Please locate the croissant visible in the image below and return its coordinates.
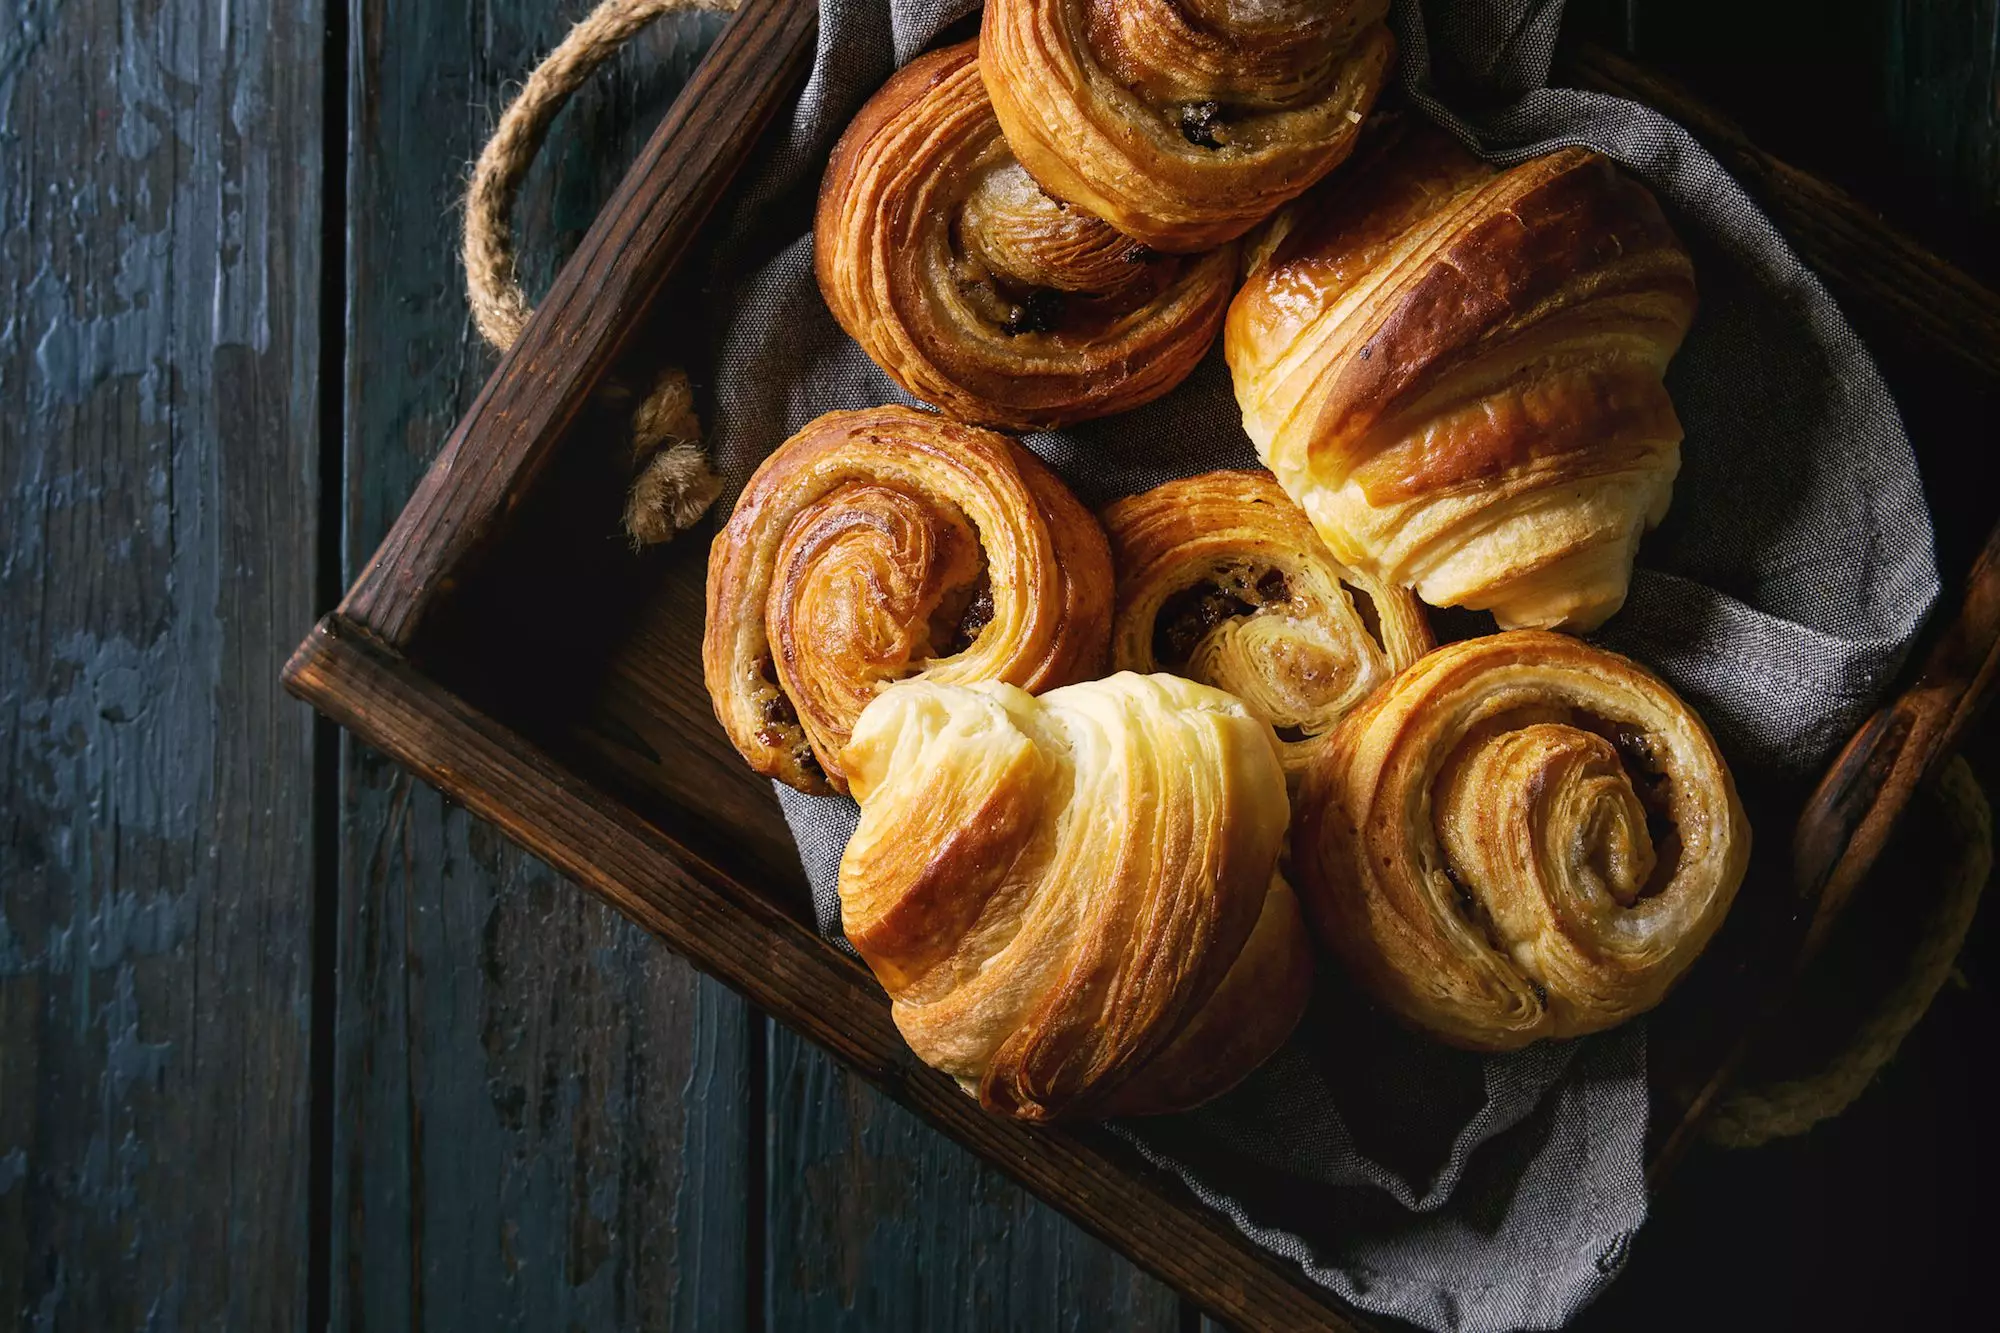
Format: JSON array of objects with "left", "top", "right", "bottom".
[
  {"left": 703, "top": 406, "right": 1114, "bottom": 795},
  {"left": 817, "top": 41, "right": 1236, "bottom": 430},
  {"left": 839, "top": 673, "right": 1312, "bottom": 1120},
  {"left": 1226, "top": 123, "right": 1698, "bottom": 632},
  {"left": 1292, "top": 631, "right": 1750, "bottom": 1051},
  {"left": 979, "top": 0, "right": 1394, "bottom": 253},
  {"left": 1101, "top": 469, "right": 1432, "bottom": 783}
]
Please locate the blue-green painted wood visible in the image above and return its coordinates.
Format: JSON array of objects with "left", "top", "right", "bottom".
[
  {"left": 0, "top": 0, "right": 324, "bottom": 1326},
  {"left": 334, "top": 4, "right": 751, "bottom": 1330},
  {"left": 764, "top": 1025, "right": 1187, "bottom": 1332}
]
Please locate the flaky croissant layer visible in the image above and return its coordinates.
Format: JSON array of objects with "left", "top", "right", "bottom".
[
  {"left": 703, "top": 406, "right": 1113, "bottom": 794},
  {"left": 1102, "top": 469, "right": 1431, "bottom": 783},
  {"left": 1227, "top": 124, "right": 1699, "bottom": 632},
  {"left": 1293, "top": 631, "right": 1750, "bottom": 1051},
  {"left": 840, "top": 673, "right": 1312, "bottom": 1119}
]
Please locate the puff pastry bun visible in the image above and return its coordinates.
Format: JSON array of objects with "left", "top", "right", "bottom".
[
  {"left": 1292, "top": 631, "right": 1749, "bottom": 1051},
  {"left": 839, "top": 673, "right": 1312, "bottom": 1119},
  {"left": 1226, "top": 124, "right": 1698, "bottom": 632},
  {"left": 980, "top": 0, "right": 1394, "bottom": 252},
  {"left": 1102, "top": 469, "right": 1431, "bottom": 783},
  {"left": 703, "top": 406, "right": 1113, "bottom": 795},
  {"left": 817, "top": 41, "right": 1236, "bottom": 430}
]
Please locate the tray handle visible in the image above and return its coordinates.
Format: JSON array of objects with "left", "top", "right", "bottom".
[{"left": 339, "top": 0, "right": 818, "bottom": 653}]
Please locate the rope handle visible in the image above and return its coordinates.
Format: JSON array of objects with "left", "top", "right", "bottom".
[
  {"left": 463, "top": 0, "right": 740, "bottom": 544},
  {"left": 1705, "top": 756, "right": 1990, "bottom": 1148}
]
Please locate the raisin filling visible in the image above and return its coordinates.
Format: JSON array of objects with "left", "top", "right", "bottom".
[
  {"left": 1179, "top": 101, "right": 1228, "bottom": 149},
  {"left": 1151, "top": 566, "right": 1291, "bottom": 667},
  {"left": 1574, "top": 715, "right": 1683, "bottom": 900}
]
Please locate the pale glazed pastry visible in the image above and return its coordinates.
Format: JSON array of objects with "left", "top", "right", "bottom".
[
  {"left": 839, "top": 673, "right": 1311, "bottom": 1119},
  {"left": 703, "top": 406, "right": 1113, "bottom": 795},
  {"left": 980, "top": 0, "right": 1394, "bottom": 252},
  {"left": 1292, "top": 631, "right": 1750, "bottom": 1051},
  {"left": 816, "top": 41, "right": 1236, "bottom": 430},
  {"left": 1101, "top": 469, "right": 1431, "bottom": 783},
  {"left": 1226, "top": 123, "right": 1698, "bottom": 632}
]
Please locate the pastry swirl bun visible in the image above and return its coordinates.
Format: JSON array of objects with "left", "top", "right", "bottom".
[
  {"left": 1293, "top": 631, "right": 1750, "bottom": 1051},
  {"left": 1102, "top": 469, "right": 1431, "bottom": 782},
  {"left": 817, "top": 41, "right": 1236, "bottom": 430},
  {"left": 703, "top": 407, "right": 1113, "bottom": 795},
  {"left": 1226, "top": 124, "right": 1698, "bottom": 632},
  {"left": 839, "top": 673, "right": 1311, "bottom": 1120},
  {"left": 980, "top": 0, "right": 1394, "bottom": 252}
]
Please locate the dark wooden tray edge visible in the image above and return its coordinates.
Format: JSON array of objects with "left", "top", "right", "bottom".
[{"left": 284, "top": 611, "right": 1381, "bottom": 1333}]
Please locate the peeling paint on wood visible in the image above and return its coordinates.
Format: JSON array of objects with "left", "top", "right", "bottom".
[
  {"left": 0, "top": 0, "right": 323, "bottom": 1326},
  {"left": 333, "top": 4, "right": 752, "bottom": 1330}
]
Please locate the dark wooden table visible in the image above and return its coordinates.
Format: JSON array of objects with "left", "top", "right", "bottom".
[{"left": 2, "top": 2, "right": 1994, "bottom": 1328}]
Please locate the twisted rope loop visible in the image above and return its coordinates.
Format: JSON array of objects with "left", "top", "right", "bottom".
[{"left": 464, "top": 0, "right": 740, "bottom": 544}]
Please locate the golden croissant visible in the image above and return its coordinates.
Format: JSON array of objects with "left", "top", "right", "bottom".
[
  {"left": 839, "top": 673, "right": 1312, "bottom": 1120},
  {"left": 817, "top": 41, "right": 1236, "bottom": 430},
  {"left": 703, "top": 406, "right": 1113, "bottom": 794},
  {"left": 1102, "top": 469, "right": 1432, "bottom": 783},
  {"left": 1226, "top": 123, "right": 1699, "bottom": 632},
  {"left": 980, "top": 0, "right": 1394, "bottom": 252},
  {"left": 1292, "top": 631, "right": 1750, "bottom": 1051}
]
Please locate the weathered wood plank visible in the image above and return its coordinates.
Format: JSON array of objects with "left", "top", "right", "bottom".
[
  {"left": 334, "top": 4, "right": 751, "bottom": 1329},
  {"left": 765, "top": 1028, "right": 1187, "bottom": 1331},
  {"left": 0, "top": 0, "right": 322, "bottom": 1326}
]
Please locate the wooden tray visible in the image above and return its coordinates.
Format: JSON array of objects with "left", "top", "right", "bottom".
[{"left": 283, "top": 2, "right": 2000, "bottom": 1327}]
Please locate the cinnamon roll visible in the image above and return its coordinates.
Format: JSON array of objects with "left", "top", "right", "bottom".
[
  {"left": 980, "top": 0, "right": 1395, "bottom": 252},
  {"left": 840, "top": 672, "right": 1311, "bottom": 1119},
  {"left": 1101, "top": 469, "right": 1431, "bottom": 781},
  {"left": 1226, "top": 123, "right": 1698, "bottom": 632},
  {"left": 817, "top": 40, "right": 1236, "bottom": 430},
  {"left": 703, "top": 406, "right": 1114, "bottom": 794},
  {"left": 1292, "top": 631, "right": 1750, "bottom": 1050}
]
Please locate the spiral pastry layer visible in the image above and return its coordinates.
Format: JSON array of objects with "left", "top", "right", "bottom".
[
  {"left": 1292, "top": 631, "right": 1749, "bottom": 1050},
  {"left": 703, "top": 406, "right": 1114, "bottom": 795},
  {"left": 1102, "top": 469, "right": 1431, "bottom": 782},
  {"left": 980, "top": 0, "right": 1394, "bottom": 252},
  {"left": 1226, "top": 124, "right": 1699, "bottom": 632},
  {"left": 817, "top": 41, "right": 1236, "bottom": 430},
  {"left": 839, "top": 673, "right": 1311, "bottom": 1119}
]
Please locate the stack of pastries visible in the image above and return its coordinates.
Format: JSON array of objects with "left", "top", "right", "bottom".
[{"left": 702, "top": 3, "right": 1750, "bottom": 1121}]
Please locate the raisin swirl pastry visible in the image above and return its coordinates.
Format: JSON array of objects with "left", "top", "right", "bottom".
[
  {"left": 1227, "top": 123, "right": 1699, "bottom": 632},
  {"left": 703, "top": 406, "right": 1113, "bottom": 795},
  {"left": 839, "top": 673, "right": 1312, "bottom": 1120},
  {"left": 817, "top": 41, "right": 1236, "bottom": 431},
  {"left": 980, "top": 0, "right": 1394, "bottom": 252},
  {"left": 1102, "top": 470, "right": 1431, "bottom": 782},
  {"left": 1293, "top": 631, "right": 1750, "bottom": 1051}
]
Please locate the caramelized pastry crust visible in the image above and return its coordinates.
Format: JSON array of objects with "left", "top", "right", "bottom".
[
  {"left": 839, "top": 673, "right": 1311, "bottom": 1120},
  {"left": 703, "top": 406, "right": 1113, "bottom": 794},
  {"left": 1226, "top": 124, "right": 1699, "bottom": 631},
  {"left": 1292, "top": 631, "right": 1750, "bottom": 1050},
  {"left": 816, "top": 41, "right": 1236, "bottom": 430},
  {"left": 1102, "top": 469, "right": 1431, "bottom": 782},
  {"left": 980, "top": 0, "right": 1394, "bottom": 252}
]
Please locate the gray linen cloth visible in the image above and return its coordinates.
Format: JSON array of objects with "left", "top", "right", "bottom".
[{"left": 695, "top": 2, "right": 1940, "bottom": 1329}]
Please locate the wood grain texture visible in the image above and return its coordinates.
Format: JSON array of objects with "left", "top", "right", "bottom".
[
  {"left": 338, "top": 0, "right": 819, "bottom": 651},
  {"left": 764, "top": 1027, "right": 1185, "bottom": 1332},
  {"left": 284, "top": 615, "right": 1375, "bottom": 1333},
  {"left": 335, "top": 4, "right": 750, "bottom": 1329},
  {"left": 0, "top": 0, "right": 322, "bottom": 1326}
]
